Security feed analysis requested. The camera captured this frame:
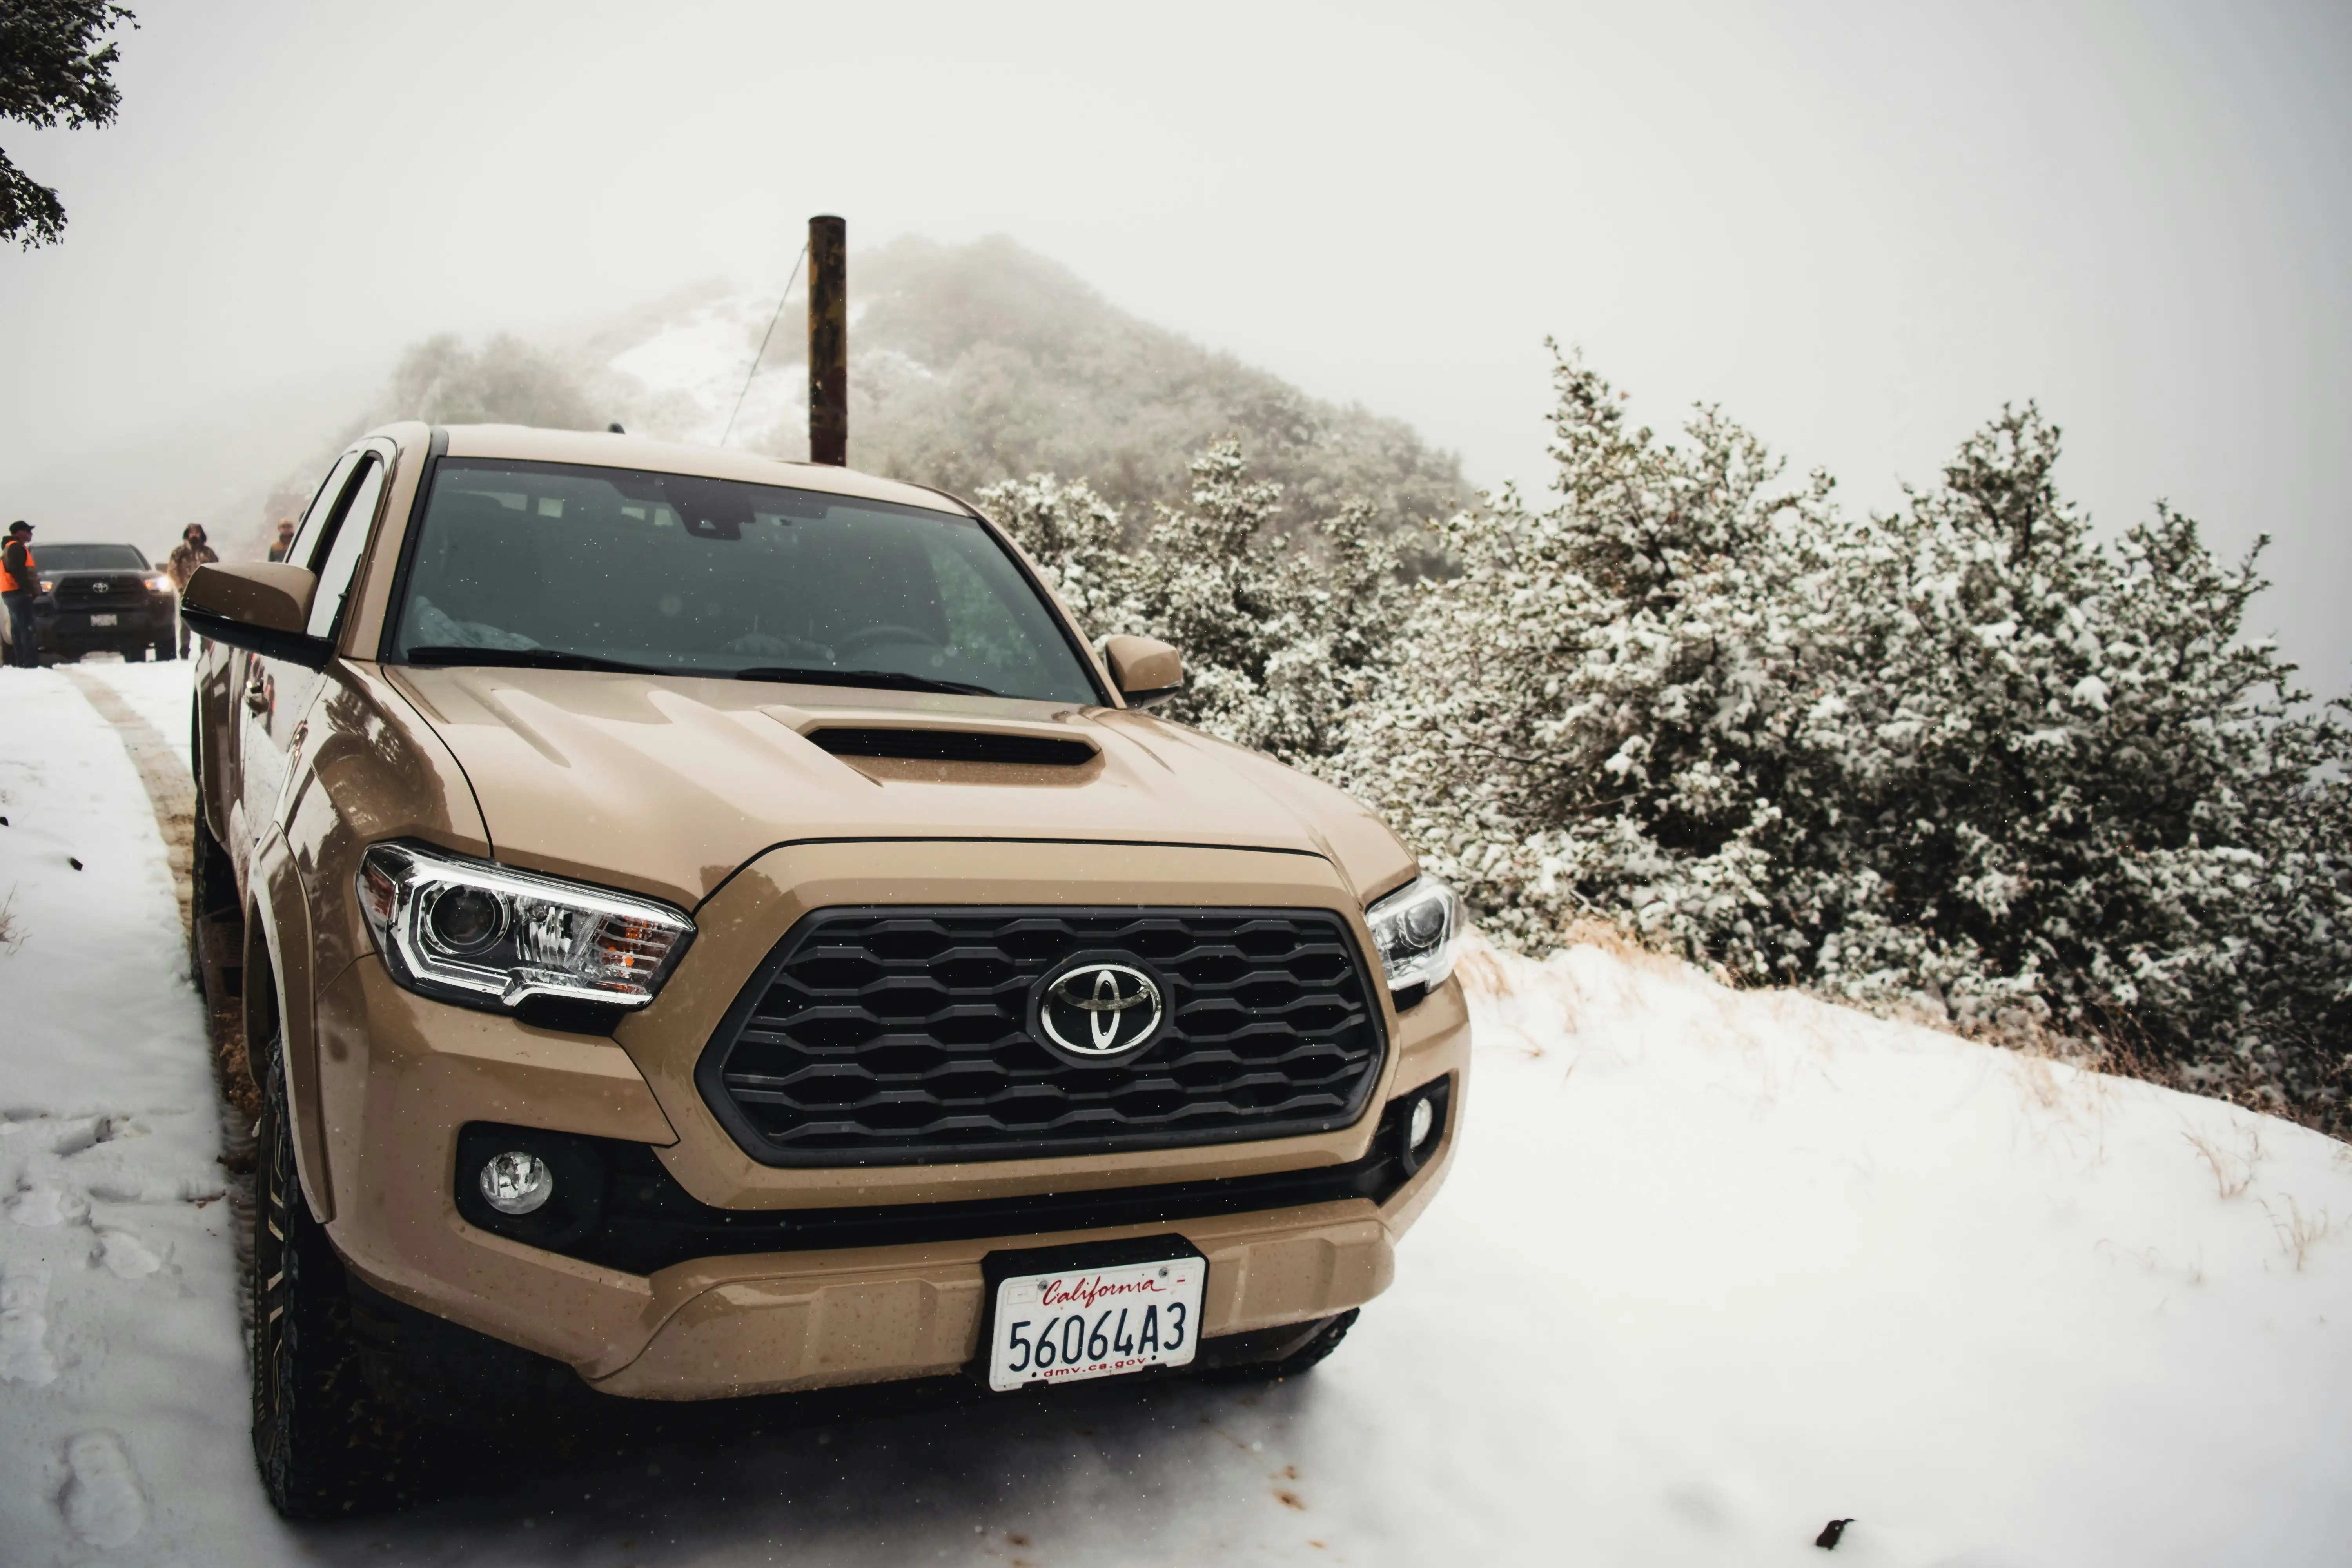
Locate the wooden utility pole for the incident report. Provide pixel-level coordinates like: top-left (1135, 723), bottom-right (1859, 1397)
top-left (807, 215), bottom-right (847, 465)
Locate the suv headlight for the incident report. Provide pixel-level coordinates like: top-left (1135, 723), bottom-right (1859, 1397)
top-left (1366, 874), bottom-right (1459, 995)
top-left (356, 841), bottom-right (693, 1013)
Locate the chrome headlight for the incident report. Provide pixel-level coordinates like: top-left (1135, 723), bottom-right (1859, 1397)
top-left (356, 841), bottom-right (693, 1013)
top-left (1366, 874), bottom-right (1459, 994)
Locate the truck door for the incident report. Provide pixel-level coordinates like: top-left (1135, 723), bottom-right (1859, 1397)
top-left (240, 448), bottom-right (388, 840)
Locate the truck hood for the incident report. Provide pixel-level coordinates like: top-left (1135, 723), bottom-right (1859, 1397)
top-left (383, 665), bottom-right (1415, 912)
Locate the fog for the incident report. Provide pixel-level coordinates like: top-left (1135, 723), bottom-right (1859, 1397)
top-left (1, 0), bottom-right (2346, 682)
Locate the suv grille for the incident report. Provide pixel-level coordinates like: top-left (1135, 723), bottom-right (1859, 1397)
top-left (698, 907), bottom-right (1387, 1165)
top-left (53, 573), bottom-right (152, 608)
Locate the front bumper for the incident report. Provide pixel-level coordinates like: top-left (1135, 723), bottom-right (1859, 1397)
top-left (314, 839), bottom-right (1471, 1402)
top-left (35, 603), bottom-right (174, 651)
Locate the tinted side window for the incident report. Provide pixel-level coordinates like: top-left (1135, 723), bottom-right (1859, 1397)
top-left (305, 456), bottom-right (386, 639)
top-left (287, 452), bottom-right (362, 566)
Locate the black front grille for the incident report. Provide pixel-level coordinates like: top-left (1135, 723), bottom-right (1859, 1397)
top-left (808, 728), bottom-right (1096, 766)
top-left (52, 573), bottom-right (153, 609)
top-left (698, 907), bottom-right (1387, 1165)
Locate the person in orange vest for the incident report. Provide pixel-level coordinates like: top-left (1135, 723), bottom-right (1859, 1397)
top-left (1, 521), bottom-right (36, 669)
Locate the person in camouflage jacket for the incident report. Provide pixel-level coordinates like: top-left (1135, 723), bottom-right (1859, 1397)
top-left (167, 523), bottom-right (218, 657)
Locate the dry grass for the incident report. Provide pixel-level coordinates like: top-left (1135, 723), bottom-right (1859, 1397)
top-left (1473, 916), bottom-right (2352, 1149)
top-left (1447, 937), bottom-right (1512, 999)
top-left (2008, 1053), bottom-right (2073, 1113)
top-left (1467, 915), bottom-right (1685, 983)
top-left (1552, 915), bottom-right (1671, 966)
top-left (1793, 965), bottom-right (2347, 1148)
top-left (2261, 1196), bottom-right (2336, 1271)
top-left (0, 887), bottom-right (19, 954)
top-left (2183, 1125), bottom-right (2263, 1200)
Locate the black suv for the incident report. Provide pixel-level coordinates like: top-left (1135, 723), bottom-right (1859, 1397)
top-left (24, 544), bottom-right (179, 662)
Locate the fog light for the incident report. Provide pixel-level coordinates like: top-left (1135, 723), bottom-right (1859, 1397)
top-left (479, 1150), bottom-right (554, 1215)
top-left (1408, 1096), bottom-right (1436, 1152)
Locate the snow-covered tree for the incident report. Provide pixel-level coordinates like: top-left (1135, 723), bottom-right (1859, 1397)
top-left (382, 333), bottom-right (600, 430)
top-left (1339, 349), bottom-right (2352, 1124)
top-left (1338, 348), bottom-right (1861, 971)
top-left (1810, 410), bottom-right (2352, 1106)
top-left (978, 443), bottom-right (1405, 764)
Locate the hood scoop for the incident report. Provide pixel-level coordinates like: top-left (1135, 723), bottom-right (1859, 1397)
top-left (806, 727), bottom-right (1098, 767)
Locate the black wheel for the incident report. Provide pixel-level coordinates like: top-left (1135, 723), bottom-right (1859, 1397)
top-left (252, 1038), bottom-right (441, 1518)
top-left (1196, 1309), bottom-right (1359, 1385)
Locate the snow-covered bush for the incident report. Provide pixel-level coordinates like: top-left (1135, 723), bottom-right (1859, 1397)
top-left (1337, 351), bottom-right (1862, 966)
top-left (1811, 412), bottom-right (2352, 1108)
top-left (978, 443), bottom-right (1403, 763)
top-left (1338, 350), bottom-right (2352, 1124)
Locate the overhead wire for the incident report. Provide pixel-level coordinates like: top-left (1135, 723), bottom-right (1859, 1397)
top-left (719, 239), bottom-right (809, 448)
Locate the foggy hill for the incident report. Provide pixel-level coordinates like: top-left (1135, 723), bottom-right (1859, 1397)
top-left (830, 237), bottom-right (1468, 541)
top-left (359, 236), bottom-right (1468, 555)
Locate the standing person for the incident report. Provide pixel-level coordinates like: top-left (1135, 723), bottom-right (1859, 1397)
top-left (266, 517), bottom-right (296, 562)
top-left (1, 521), bottom-right (38, 668)
top-left (167, 523), bottom-right (218, 657)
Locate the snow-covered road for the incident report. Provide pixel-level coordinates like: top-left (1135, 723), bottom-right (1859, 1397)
top-left (3, 660), bottom-right (2348, 1566)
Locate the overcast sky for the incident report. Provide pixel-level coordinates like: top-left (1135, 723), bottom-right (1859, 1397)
top-left (2, 0), bottom-right (2346, 684)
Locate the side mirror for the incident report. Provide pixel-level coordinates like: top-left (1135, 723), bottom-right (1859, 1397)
top-left (1103, 634), bottom-right (1183, 708)
top-left (181, 563), bottom-right (332, 670)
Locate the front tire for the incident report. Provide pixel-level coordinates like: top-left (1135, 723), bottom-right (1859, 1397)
top-left (1196, 1309), bottom-right (1359, 1384)
top-left (251, 1039), bottom-right (439, 1518)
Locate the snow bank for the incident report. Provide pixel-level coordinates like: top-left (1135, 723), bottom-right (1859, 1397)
top-left (2, 659), bottom-right (2346, 1565)
top-left (1416, 936), bottom-right (2352, 1564)
top-left (0, 662), bottom-right (274, 1562)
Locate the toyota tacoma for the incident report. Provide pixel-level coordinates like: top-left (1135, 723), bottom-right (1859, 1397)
top-left (183, 424), bottom-right (1468, 1517)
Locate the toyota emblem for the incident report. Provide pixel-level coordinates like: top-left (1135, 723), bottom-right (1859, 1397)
top-left (1033, 958), bottom-right (1165, 1060)
top-left (90, 581), bottom-right (110, 593)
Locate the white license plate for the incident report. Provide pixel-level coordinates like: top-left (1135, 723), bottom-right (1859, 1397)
top-left (986, 1253), bottom-right (1205, 1392)
top-left (88, 613), bottom-right (116, 627)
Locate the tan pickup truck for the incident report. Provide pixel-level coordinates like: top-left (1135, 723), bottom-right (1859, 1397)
top-left (184, 424), bottom-right (1467, 1517)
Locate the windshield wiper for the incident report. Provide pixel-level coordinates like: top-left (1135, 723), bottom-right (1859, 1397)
top-left (733, 666), bottom-right (998, 697)
top-left (403, 646), bottom-right (675, 676)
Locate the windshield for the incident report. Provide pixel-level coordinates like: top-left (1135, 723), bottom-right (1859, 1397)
top-left (38, 545), bottom-right (149, 571)
top-left (389, 459), bottom-right (1103, 705)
